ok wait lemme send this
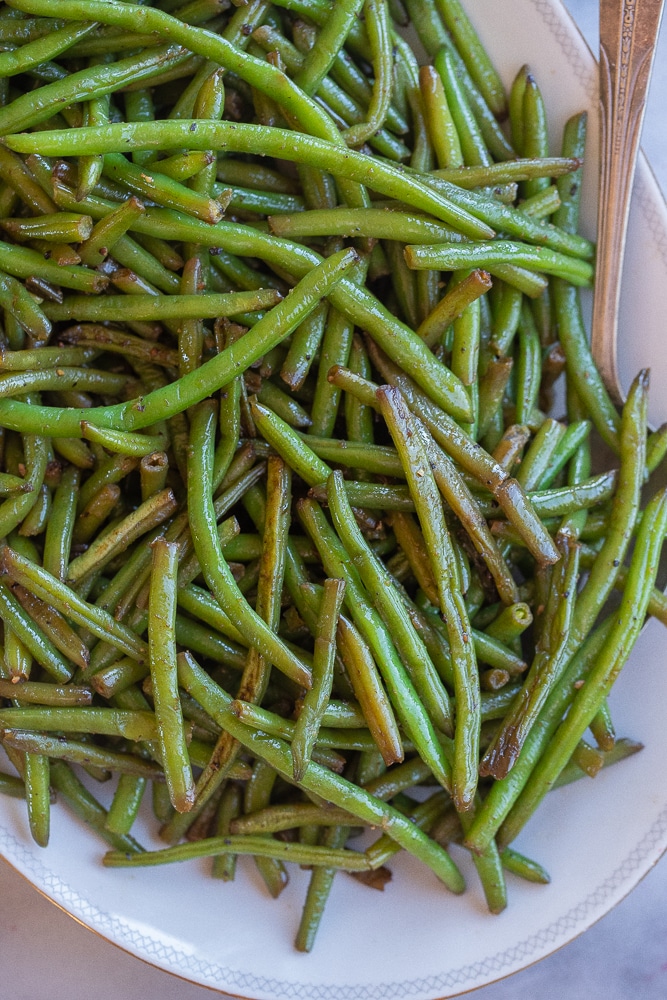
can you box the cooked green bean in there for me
[1,730,163,779]
[4,120,493,240]
[405,240,593,286]
[0,706,158,741]
[148,538,194,813]
[292,577,346,781]
[377,387,478,810]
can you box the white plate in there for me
[2,2,667,999]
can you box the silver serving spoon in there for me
[591,0,665,404]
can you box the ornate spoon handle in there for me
[592,0,665,403]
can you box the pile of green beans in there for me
[0,0,663,953]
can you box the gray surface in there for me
[2,2,667,999]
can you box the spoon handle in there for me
[592,0,665,403]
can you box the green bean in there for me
[520,73,550,199]
[0,706,158,741]
[311,307,360,437]
[0,472,28,497]
[571,371,649,641]
[419,64,463,169]
[0,240,106,294]
[342,0,393,148]
[0,346,98,372]
[292,577,346,781]
[389,512,440,606]
[71,484,120,549]
[106,774,147,837]
[139,452,169,504]
[51,438,94,472]
[5,119,492,240]
[309,480,412,512]
[280,301,328,393]
[423,435,519,605]
[480,535,580,779]
[418,269,492,348]
[11,583,89,670]
[17,482,49,537]
[514,418,565,491]
[434,1,506,116]
[0,771,25,799]
[484,603,533,648]
[22,749,50,847]
[211,783,242,882]
[50,760,144,853]
[89,658,148,701]
[0,678,92,706]
[294,823,353,951]
[67,488,178,586]
[0,22,93,78]
[241,758,289,897]
[4,617,30,681]
[0,211,92,243]
[434,47,491,168]
[45,289,279,325]
[80,423,167,459]
[0,581,72,682]
[256,380,311,430]
[293,0,364,95]
[0,272,51,343]
[102,152,222,224]
[0,16,66,44]
[553,737,643,789]
[250,398,331,485]
[552,117,620,450]
[519,185,561,219]
[432,159,582,190]
[77,454,137,514]
[147,538,194,813]
[302,435,406,478]
[539,420,591,489]
[78,196,146,268]
[377,386,479,810]
[104,831,373,870]
[499,848,550,884]
[2,730,163,780]
[0,44,193,134]
[0,367,127,402]
[287,543,404,765]
[405,241,593,286]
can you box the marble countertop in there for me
[1,2,667,999]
